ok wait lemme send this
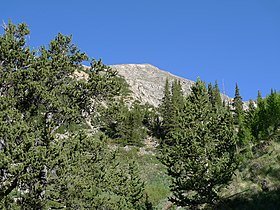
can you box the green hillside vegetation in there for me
[0,22,280,209]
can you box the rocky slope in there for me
[111,64,232,107]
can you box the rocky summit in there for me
[111,64,232,107]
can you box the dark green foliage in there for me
[159,79,184,145]
[208,81,222,108]
[100,99,129,138]
[233,83,244,124]
[122,102,147,146]
[231,84,253,159]
[266,90,280,133]
[218,188,280,210]
[208,82,214,104]
[236,115,254,160]
[0,22,91,208]
[159,79,173,138]
[47,132,147,209]
[160,79,238,208]
[171,80,184,111]
[101,101,147,146]
[213,81,223,107]
[250,90,280,140]
[0,22,149,209]
[142,103,161,138]
[246,99,256,127]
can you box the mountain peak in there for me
[111,64,194,107]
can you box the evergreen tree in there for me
[101,100,147,146]
[0,22,149,209]
[123,101,146,146]
[208,81,222,108]
[48,132,147,209]
[161,80,184,146]
[233,83,243,124]
[251,90,280,140]
[232,84,253,159]
[266,89,280,133]
[159,78,172,138]
[142,103,161,138]
[171,80,184,111]
[100,99,129,139]
[208,82,214,105]
[246,100,256,123]
[243,99,256,140]
[213,81,223,107]
[160,79,238,208]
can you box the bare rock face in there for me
[111,64,194,107]
[111,64,232,107]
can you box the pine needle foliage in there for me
[160,79,239,208]
[0,21,149,209]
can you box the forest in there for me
[0,22,280,210]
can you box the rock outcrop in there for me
[111,64,232,107]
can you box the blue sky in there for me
[2,0,280,100]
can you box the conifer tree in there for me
[232,84,254,158]
[171,80,184,111]
[208,81,222,108]
[160,79,238,208]
[0,22,150,209]
[213,81,223,107]
[101,100,147,146]
[123,102,146,146]
[208,82,214,105]
[162,80,184,146]
[233,83,243,124]
[266,89,280,133]
[48,132,147,209]
[247,100,256,121]
[251,90,280,140]
[159,78,172,138]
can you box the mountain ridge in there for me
[110,64,233,107]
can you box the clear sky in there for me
[2,0,280,100]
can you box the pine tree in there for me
[48,132,147,209]
[251,90,280,140]
[233,83,243,124]
[208,82,214,105]
[213,81,223,107]
[123,102,146,146]
[266,89,280,133]
[101,100,147,146]
[232,84,254,159]
[208,81,222,108]
[160,79,238,208]
[159,78,172,138]
[162,80,184,146]
[0,22,150,209]
[171,80,184,111]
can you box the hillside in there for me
[111,64,232,107]
[2,22,279,210]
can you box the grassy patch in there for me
[219,140,280,209]
[116,147,171,208]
